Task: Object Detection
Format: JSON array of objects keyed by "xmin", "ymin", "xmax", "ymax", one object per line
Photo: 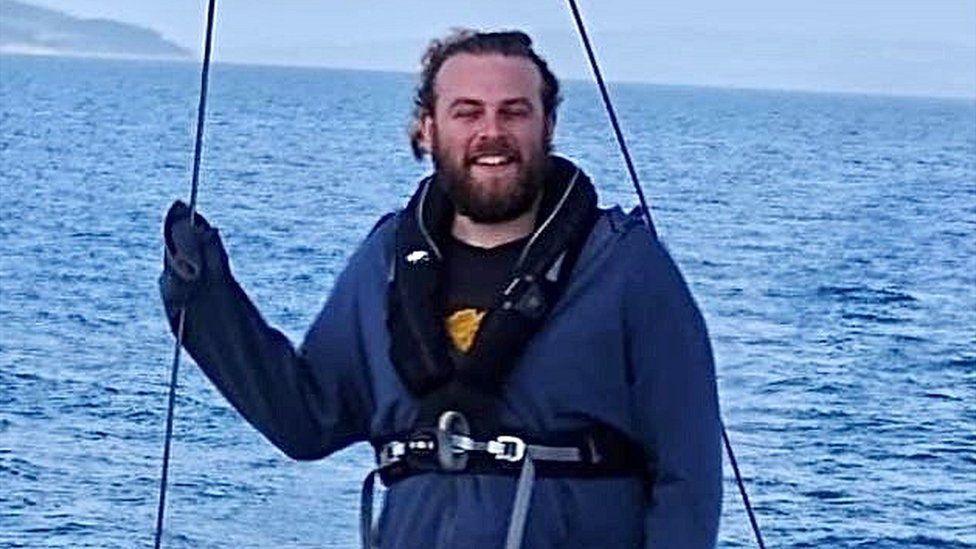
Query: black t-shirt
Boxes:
[{"xmin": 441, "ymin": 235, "xmax": 528, "ymax": 354}]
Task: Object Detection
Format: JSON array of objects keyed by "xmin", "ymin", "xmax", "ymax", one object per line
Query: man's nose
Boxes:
[{"xmin": 476, "ymin": 111, "xmax": 504, "ymax": 139}]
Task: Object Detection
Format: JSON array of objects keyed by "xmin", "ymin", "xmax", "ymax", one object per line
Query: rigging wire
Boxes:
[
  {"xmin": 563, "ymin": 0, "xmax": 657, "ymax": 241},
  {"xmin": 563, "ymin": 1, "xmax": 768, "ymax": 547},
  {"xmin": 153, "ymin": 0, "xmax": 217, "ymax": 547},
  {"xmin": 724, "ymin": 425, "xmax": 768, "ymax": 548}
]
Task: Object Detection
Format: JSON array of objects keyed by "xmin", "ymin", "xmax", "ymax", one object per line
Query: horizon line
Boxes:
[{"xmin": 3, "ymin": 50, "xmax": 974, "ymax": 103}]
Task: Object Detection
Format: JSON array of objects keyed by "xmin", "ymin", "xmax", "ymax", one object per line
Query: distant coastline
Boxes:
[{"xmin": 0, "ymin": 0, "xmax": 190, "ymax": 61}]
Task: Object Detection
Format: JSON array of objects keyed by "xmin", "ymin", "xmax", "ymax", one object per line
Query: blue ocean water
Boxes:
[{"xmin": 1, "ymin": 54, "xmax": 974, "ymax": 548}]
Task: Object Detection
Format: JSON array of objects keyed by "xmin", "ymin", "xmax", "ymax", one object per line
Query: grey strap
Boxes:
[
  {"xmin": 360, "ymin": 469, "xmax": 379, "ymax": 549},
  {"xmin": 504, "ymin": 453, "xmax": 537, "ymax": 549},
  {"xmin": 526, "ymin": 444, "xmax": 581, "ymax": 462}
]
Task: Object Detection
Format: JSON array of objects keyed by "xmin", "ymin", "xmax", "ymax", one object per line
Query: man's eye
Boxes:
[
  {"xmin": 454, "ymin": 110, "xmax": 479, "ymax": 119},
  {"xmin": 502, "ymin": 109, "xmax": 529, "ymax": 118}
]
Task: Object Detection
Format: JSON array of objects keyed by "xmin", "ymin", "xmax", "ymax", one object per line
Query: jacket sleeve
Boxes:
[
  {"xmin": 159, "ymin": 230, "xmax": 375, "ymax": 461},
  {"xmin": 624, "ymin": 238, "xmax": 722, "ymax": 548}
]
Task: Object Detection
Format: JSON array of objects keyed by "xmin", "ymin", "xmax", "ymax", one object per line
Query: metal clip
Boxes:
[
  {"xmin": 381, "ymin": 441, "xmax": 406, "ymax": 466},
  {"xmin": 436, "ymin": 411, "xmax": 471, "ymax": 472},
  {"xmin": 487, "ymin": 435, "xmax": 526, "ymax": 462}
]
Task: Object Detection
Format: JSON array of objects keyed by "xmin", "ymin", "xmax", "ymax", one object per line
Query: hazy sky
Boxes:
[{"xmin": 27, "ymin": 0, "xmax": 976, "ymax": 98}]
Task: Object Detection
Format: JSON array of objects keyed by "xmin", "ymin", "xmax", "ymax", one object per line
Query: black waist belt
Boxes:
[
  {"xmin": 360, "ymin": 412, "xmax": 647, "ymax": 549},
  {"xmin": 370, "ymin": 411, "xmax": 646, "ymax": 486}
]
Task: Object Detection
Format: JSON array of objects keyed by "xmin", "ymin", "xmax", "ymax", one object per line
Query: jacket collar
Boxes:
[{"xmin": 414, "ymin": 155, "xmax": 586, "ymax": 268}]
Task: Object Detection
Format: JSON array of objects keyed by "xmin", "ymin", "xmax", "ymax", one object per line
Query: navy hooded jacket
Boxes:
[{"xmin": 161, "ymin": 171, "xmax": 723, "ymax": 548}]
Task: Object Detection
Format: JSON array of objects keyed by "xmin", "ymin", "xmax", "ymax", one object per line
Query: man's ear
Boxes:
[
  {"xmin": 544, "ymin": 115, "xmax": 556, "ymax": 145},
  {"xmin": 418, "ymin": 114, "xmax": 434, "ymax": 154}
]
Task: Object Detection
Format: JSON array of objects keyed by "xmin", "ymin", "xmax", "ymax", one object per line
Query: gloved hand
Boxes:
[{"xmin": 159, "ymin": 200, "xmax": 229, "ymax": 306}]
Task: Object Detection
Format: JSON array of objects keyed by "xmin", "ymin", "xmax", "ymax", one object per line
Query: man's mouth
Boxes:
[{"xmin": 469, "ymin": 154, "xmax": 517, "ymax": 167}]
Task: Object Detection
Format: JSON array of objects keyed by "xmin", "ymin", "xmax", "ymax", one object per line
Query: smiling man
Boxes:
[{"xmin": 160, "ymin": 30, "xmax": 722, "ymax": 548}]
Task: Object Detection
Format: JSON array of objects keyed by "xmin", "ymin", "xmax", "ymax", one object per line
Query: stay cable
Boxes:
[
  {"xmin": 153, "ymin": 0, "xmax": 217, "ymax": 547},
  {"xmin": 563, "ymin": 1, "xmax": 768, "ymax": 547}
]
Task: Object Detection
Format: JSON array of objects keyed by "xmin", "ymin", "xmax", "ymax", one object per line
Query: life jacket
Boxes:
[{"xmin": 386, "ymin": 155, "xmax": 599, "ymax": 434}]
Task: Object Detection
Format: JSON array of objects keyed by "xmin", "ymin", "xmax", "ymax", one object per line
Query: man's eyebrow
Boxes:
[
  {"xmin": 500, "ymin": 98, "xmax": 533, "ymax": 108},
  {"xmin": 446, "ymin": 97, "xmax": 535, "ymax": 109},
  {"xmin": 447, "ymin": 98, "xmax": 484, "ymax": 109}
]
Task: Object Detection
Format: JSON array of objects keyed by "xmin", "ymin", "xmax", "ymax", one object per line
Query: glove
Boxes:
[{"xmin": 159, "ymin": 200, "xmax": 229, "ymax": 306}]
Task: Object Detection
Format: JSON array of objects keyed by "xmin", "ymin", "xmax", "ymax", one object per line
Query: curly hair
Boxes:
[{"xmin": 409, "ymin": 29, "xmax": 562, "ymax": 160}]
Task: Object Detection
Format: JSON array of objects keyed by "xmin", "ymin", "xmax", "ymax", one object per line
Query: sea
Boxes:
[{"xmin": 1, "ymin": 54, "xmax": 974, "ymax": 548}]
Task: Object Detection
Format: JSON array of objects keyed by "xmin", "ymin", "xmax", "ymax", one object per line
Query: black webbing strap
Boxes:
[
  {"xmin": 360, "ymin": 419, "xmax": 647, "ymax": 548},
  {"xmin": 372, "ymin": 425, "xmax": 646, "ymax": 487}
]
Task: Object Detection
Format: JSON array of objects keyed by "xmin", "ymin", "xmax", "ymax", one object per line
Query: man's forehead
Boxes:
[{"xmin": 434, "ymin": 53, "xmax": 544, "ymax": 105}]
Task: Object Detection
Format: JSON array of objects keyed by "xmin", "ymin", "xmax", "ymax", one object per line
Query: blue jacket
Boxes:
[{"xmin": 162, "ymin": 198, "xmax": 722, "ymax": 547}]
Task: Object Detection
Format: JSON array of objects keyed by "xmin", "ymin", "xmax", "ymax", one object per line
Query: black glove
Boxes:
[{"xmin": 159, "ymin": 200, "xmax": 228, "ymax": 306}]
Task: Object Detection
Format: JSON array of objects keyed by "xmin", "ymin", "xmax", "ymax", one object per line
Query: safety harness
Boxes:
[
  {"xmin": 361, "ymin": 411, "xmax": 645, "ymax": 548},
  {"xmin": 362, "ymin": 157, "xmax": 648, "ymax": 548}
]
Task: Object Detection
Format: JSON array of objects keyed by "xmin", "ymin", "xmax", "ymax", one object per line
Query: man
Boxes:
[{"xmin": 161, "ymin": 30, "xmax": 722, "ymax": 548}]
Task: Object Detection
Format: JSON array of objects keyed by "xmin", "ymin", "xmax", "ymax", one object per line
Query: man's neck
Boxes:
[{"xmin": 451, "ymin": 197, "xmax": 541, "ymax": 249}]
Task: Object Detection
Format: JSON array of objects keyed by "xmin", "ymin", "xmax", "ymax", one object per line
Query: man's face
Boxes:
[{"xmin": 420, "ymin": 53, "xmax": 552, "ymax": 223}]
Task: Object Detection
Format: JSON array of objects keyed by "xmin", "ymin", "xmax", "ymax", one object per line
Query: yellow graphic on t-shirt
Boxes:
[{"xmin": 445, "ymin": 308, "xmax": 487, "ymax": 353}]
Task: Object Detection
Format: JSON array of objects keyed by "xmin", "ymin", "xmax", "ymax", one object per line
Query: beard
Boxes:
[{"xmin": 432, "ymin": 133, "xmax": 550, "ymax": 224}]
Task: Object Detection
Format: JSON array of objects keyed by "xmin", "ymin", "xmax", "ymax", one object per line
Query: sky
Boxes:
[{"xmin": 25, "ymin": 0, "xmax": 976, "ymax": 98}]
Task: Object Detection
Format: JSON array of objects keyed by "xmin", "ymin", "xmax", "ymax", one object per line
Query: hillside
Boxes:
[{"xmin": 0, "ymin": 0, "xmax": 189, "ymax": 59}]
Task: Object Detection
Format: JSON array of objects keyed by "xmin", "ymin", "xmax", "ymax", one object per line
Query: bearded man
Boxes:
[{"xmin": 161, "ymin": 30, "xmax": 722, "ymax": 548}]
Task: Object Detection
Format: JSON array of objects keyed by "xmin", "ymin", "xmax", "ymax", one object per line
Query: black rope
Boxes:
[
  {"xmin": 153, "ymin": 1, "xmax": 217, "ymax": 547},
  {"xmin": 563, "ymin": 0, "xmax": 656, "ymax": 241},
  {"xmin": 723, "ymin": 426, "xmax": 767, "ymax": 548},
  {"xmin": 563, "ymin": 1, "xmax": 766, "ymax": 548}
]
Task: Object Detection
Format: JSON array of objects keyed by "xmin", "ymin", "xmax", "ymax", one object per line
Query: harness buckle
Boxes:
[
  {"xmin": 380, "ymin": 440, "xmax": 406, "ymax": 467},
  {"xmin": 488, "ymin": 435, "xmax": 527, "ymax": 462}
]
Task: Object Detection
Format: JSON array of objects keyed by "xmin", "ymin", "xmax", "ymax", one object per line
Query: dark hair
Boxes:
[{"xmin": 409, "ymin": 29, "xmax": 562, "ymax": 160}]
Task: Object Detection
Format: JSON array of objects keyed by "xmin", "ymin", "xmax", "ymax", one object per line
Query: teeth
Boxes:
[{"xmin": 473, "ymin": 155, "xmax": 511, "ymax": 166}]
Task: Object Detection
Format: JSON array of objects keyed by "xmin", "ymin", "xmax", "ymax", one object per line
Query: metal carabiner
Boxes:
[{"xmin": 435, "ymin": 411, "xmax": 471, "ymax": 471}]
